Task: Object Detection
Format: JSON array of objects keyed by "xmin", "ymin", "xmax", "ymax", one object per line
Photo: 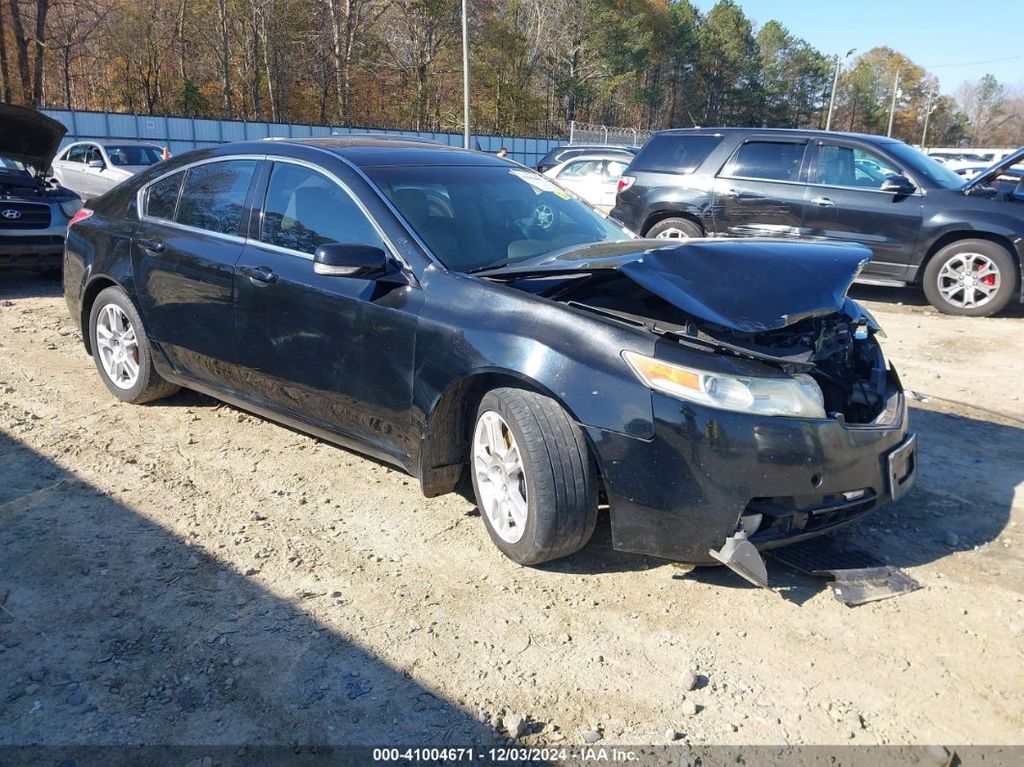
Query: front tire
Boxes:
[
  {"xmin": 89, "ymin": 286, "xmax": 179, "ymax": 404},
  {"xmin": 470, "ymin": 388, "xmax": 598, "ymax": 565},
  {"xmin": 922, "ymin": 239, "xmax": 1019, "ymax": 316},
  {"xmin": 646, "ymin": 216, "xmax": 703, "ymax": 240}
]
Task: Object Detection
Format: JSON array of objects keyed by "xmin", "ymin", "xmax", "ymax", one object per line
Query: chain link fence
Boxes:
[{"xmin": 568, "ymin": 122, "xmax": 653, "ymax": 148}]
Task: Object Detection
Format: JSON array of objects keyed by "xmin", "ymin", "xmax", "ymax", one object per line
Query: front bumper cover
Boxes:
[{"xmin": 587, "ymin": 371, "xmax": 913, "ymax": 564}]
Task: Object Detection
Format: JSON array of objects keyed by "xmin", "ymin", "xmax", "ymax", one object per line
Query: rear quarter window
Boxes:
[{"xmin": 630, "ymin": 134, "xmax": 723, "ymax": 174}]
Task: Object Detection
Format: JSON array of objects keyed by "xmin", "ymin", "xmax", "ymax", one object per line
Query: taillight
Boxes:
[
  {"xmin": 68, "ymin": 208, "xmax": 94, "ymax": 227},
  {"xmin": 617, "ymin": 176, "xmax": 636, "ymax": 193}
]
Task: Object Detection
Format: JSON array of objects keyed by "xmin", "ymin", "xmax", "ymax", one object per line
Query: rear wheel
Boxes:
[
  {"xmin": 922, "ymin": 239, "xmax": 1019, "ymax": 316},
  {"xmin": 89, "ymin": 286, "xmax": 179, "ymax": 404},
  {"xmin": 470, "ymin": 388, "xmax": 598, "ymax": 565},
  {"xmin": 646, "ymin": 216, "xmax": 703, "ymax": 240}
]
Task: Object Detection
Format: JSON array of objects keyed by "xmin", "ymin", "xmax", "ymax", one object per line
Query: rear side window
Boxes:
[
  {"xmin": 630, "ymin": 134, "xmax": 723, "ymax": 173},
  {"xmin": 260, "ymin": 162, "xmax": 382, "ymax": 256},
  {"xmin": 176, "ymin": 160, "xmax": 257, "ymax": 236},
  {"xmin": 145, "ymin": 171, "xmax": 185, "ymax": 220},
  {"xmin": 722, "ymin": 140, "xmax": 806, "ymax": 182},
  {"xmin": 67, "ymin": 145, "xmax": 87, "ymax": 164}
]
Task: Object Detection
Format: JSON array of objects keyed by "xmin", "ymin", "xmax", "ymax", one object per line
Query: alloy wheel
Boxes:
[
  {"xmin": 655, "ymin": 226, "xmax": 690, "ymax": 239},
  {"xmin": 473, "ymin": 410, "xmax": 528, "ymax": 544},
  {"xmin": 94, "ymin": 303, "xmax": 141, "ymax": 390},
  {"xmin": 937, "ymin": 252, "xmax": 1001, "ymax": 309}
]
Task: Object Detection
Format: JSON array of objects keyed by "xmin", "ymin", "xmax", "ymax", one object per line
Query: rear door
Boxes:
[
  {"xmin": 711, "ymin": 137, "xmax": 810, "ymax": 238},
  {"xmin": 233, "ymin": 159, "xmax": 421, "ymax": 465},
  {"xmin": 57, "ymin": 144, "xmax": 88, "ymax": 194},
  {"xmin": 803, "ymin": 139, "xmax": 924, "ymax": 280},
  {"xmin": 132, "ymin": 157, "xmax": 260, "ymax": 387}
]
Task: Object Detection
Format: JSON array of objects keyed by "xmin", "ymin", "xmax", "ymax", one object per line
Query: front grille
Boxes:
[
  {"xmin": 0, "ymin": 201, "xmax": 52, "ymax": 230},
  {"xmin": 745, "ymin": 492, "xmax": 879, "ymax": 544}
]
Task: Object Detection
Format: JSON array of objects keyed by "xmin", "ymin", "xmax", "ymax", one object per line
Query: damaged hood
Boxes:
[
  {"xmin": 478, "ymin": 239, "xmax": 872, "ymax": 332},
  {"xmin": 0, "ymin": 104, "xmax": 67, "ymax": 173}
]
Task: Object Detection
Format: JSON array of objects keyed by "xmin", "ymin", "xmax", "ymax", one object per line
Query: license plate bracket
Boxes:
[{"xmin": 888, "ymin": 433, "xmax": 917, "ymax": 501}]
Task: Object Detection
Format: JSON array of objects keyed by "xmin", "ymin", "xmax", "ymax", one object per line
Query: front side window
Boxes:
[
  {"xmin": 722, "ymin": 140, "xmax": 807, "ymax": 182},
  {"xmin": 145, "ymin": 171, "xmax": 185, "ymax": 220},
  {"xmin": 260, "ymin": 163, "xmax": 383, "ymax": 256},
  {"xmin": 67, "ymin": 145, "xmax": 87, "ymax": 164},
  {"xmin": 813, "ymin": 144, "xmax": 901, "ymax": 189},
  {"xmin": 83, "ymin": 146, "xmax": 103, "ymax": 165},
  {"xmin": 176, "ymin": 160, "xmax": 257, "ymax": 236}
]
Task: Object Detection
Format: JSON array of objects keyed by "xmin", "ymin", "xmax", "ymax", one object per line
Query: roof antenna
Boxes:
[{"xmin": 686, "ymin": 109, "xmax": 700, "ymax": 129}]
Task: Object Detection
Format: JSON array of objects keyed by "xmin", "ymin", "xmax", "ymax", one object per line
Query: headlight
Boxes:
[
  {"xmin": 60, "ymin": 199, "xmax": 84, "ymax": 218},
  {"xmin": 622, "ymin": 350, "xmax": 826, "ymax": 419}
]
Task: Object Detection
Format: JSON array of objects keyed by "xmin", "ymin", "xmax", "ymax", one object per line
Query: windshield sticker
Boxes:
[{"xmin": 509, "ymin": 169, "xmax": 570, "ymax": 198}]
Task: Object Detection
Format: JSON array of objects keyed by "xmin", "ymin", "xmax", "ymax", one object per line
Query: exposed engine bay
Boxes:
[{"xmin": 480, "ymin": 239, "xmax": 892, "ymax": 426}]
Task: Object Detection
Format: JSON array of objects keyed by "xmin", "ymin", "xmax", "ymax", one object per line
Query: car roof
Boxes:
[
  {"xmin": 553, "ymin": 153, "xmax": 635, "ymax": 163},
  {"xmin": 69, "ymin": 139, "xmax": 164, "ymax": 147},
  {"xmin": 652, "ymin": 127, "xmax": 903, "ymax": 146},
  {"xmin": 253, "ymin": 136, "xmax": 509, "ymax": 168}
]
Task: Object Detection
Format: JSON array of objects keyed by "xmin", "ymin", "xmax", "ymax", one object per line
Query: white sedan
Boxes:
[{"xmin": 543, "ymin": 153, "xmax": 631, "ymax": 213}]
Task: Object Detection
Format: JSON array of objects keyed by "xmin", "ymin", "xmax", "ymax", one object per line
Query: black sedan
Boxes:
[{"xmin": 64, "ymin": 138, "xmax": 915, "ymax": 582}]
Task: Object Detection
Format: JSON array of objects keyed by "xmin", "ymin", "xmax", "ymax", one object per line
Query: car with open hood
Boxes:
[
  {"xmin": 0, "ymin": 104, "xmax": 83, "ymax": 270},
  {"xmin": 63, "ymin": 138, "xmax": 916, "ymax": 582},
  {"xmin": 612, "ymin": 128, "xmax": 1024, "ymax": 317}
]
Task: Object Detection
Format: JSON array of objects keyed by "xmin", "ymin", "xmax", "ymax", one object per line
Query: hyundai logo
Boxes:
[{"xmin": 2, "ymin": 209, "xmax": 21, "ymax": 219}]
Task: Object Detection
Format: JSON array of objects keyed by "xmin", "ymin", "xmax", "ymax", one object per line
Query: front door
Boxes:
[
  {"xmin": 711, "ymin": 137, "xmax": 811, "ymax": 238},
  {"xmin": 803, "ymin": 140, "xmax": 924, "ymax": 281},
  {"xmin": 132, "ymin": 158, "xmax": 259, "ymax": 387},
  {"xmin": 234, "ymin": 160, "xmax": 421, "ymax": 466}
]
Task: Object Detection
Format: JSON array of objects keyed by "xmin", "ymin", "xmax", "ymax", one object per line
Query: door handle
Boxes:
[
  {"xmin": 722, "ymin": 188, "xmax": 741, "ymax": 198},
  {"xmin": 240, "ymin": 265, "xmax": 279, "ymax": 284},
  {"xmin": 811, "ymin": 196, "xmax": 836, "ymax": 208},
  {"xmin": 138, "ymin": 238, "xmax": 165, "ymax": 253}
]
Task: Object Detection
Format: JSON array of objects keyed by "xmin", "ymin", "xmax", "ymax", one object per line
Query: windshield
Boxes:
[
  {"xmin": 884, "ymin": 142, "xmax": 966, "ymax": 190},
  {"xmin": 367, "ymin": 165, "xmax": 631, "ymax": 272},
  {"xmin": 105, "ymin": 145, "xmax": 163, "ymax": 166}
]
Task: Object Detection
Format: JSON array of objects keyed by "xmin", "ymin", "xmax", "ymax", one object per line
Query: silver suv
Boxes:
[{"xmin": 0, "ymin": 105, "xmax": 83, "ymax": 271}]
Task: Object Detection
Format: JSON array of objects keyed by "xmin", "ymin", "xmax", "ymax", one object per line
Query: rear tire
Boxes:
[
  {"xmin": 89, "ymin": 286, "xmax": 179, "ymax": 404},
  {"xmin": 646, "ymin": 216, "xmax": 703, "ymax": 240},
  {"xmin": 470, "ymin": 388, "xmax": 598, "ymax": 565},
  {"xmin": 922, "ymin": 239, "xmax": 1019, "ymax": 317}
]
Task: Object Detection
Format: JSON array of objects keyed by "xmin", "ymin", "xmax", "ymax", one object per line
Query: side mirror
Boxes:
[
  {"xmin": 880, "ymin": 174, "xmax": 915, "ymax": 195},
  {"xmin": 87, "ymin": 159, "xmax": 104, "ymax": 169},
  {"xmin": 313, "ymin": 242, "xmax": 390, "ymax": 278}
]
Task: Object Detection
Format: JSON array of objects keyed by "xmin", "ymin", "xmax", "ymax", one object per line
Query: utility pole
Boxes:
[
  {"xmin": 825, "ymin": 48, "xmax": 855, "ymax": 131},
  {"xmin": 921, "ymin": 92, "xmax": 936, "ymax": 147},
  {"xmin": 461, "ymin": 0, "xmax": 470, "ymax": 150},
  {"xmin": 887, "ymin": 70, "xmax": 901, "ymax": 138}
]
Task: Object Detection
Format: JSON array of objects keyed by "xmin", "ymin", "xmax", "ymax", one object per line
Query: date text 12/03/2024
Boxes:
[{"xmin": 373, "ymin": 747, "xmax": 640, "ymax": 762}]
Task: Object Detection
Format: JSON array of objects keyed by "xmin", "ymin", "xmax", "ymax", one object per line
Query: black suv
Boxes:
[{"xmin": 612, "ymin": 128, "xmax": 1024, "ymax": 316}]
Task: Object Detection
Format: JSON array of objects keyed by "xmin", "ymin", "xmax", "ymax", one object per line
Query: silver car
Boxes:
[
  {"xmin": 542, "ymin": 153, "xmax": 632, "ymax": 213},
  {"xmin": 52, "ymin": 140, "xmax": 165, "ymax": 200}
]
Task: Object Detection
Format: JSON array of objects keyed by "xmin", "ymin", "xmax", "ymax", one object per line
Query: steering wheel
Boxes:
[{"xmin": 532, "ymin": 203, "xmax": 555, "ymax": 231}]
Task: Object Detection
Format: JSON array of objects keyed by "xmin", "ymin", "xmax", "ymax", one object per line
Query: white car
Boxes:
[
  {"xmin": 543, "ymin": 153, "xmax": 631, "ymax": 213},
  {"xmin": 51, "ymin": 140, "xmax": 165, "ymax": 200}
]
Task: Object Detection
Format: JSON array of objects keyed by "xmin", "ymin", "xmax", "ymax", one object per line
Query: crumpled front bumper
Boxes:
[{"xmin": 586, "ymin": 371, "xmax": 914, "ymax": 564}]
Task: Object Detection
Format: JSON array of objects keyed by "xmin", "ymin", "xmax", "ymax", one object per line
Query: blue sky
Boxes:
[{"xmin": 691, "ymin": 0, "xmax": 1024, "ymax": 94}]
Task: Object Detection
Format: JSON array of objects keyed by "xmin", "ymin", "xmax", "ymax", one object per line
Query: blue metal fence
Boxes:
[{"xmin": 42, "ymin": 109, "xmax": 563, "ymax": 168}]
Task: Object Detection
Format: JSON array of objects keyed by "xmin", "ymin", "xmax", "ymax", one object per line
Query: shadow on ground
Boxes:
[{"xmin": 0, "ymin": 430, "xmax": 497, "ymax": 751}]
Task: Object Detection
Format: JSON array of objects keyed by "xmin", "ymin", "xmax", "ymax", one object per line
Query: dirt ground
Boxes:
[{"xmin": 1, "ymin": 273, "xmax": 1022, "ymax": 750}]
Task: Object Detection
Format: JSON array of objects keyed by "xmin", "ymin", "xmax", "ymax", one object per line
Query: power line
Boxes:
[{"xmin": 922, "ymin": 53, "xmax": 1024, "ymax": 69}]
